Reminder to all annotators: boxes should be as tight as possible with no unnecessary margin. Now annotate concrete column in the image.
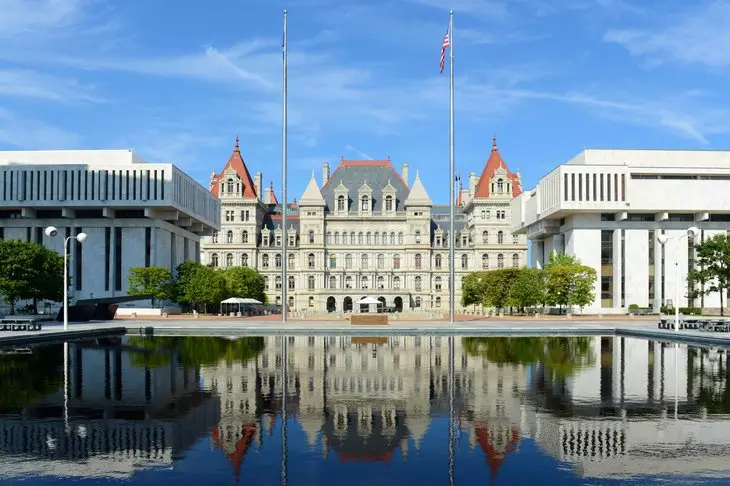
[653,231,663,312]
[613,229,623,309]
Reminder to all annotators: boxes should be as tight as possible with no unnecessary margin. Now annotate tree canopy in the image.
[687,234,730,316]
[128,266,174,306]
[0,239,64,313]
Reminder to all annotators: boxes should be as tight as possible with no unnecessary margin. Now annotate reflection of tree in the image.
[127,337,265,368]
[0,344,63,412]
[691,349,730,414]
[462,337,595,379]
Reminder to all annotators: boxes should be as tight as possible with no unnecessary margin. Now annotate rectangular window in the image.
[26,227,31,242]
[105,228,111,291]
[75,227,83,291]
[578,173,582,201]
[161,170,165,200]
[145,227,151,267]
[125,170,130,200]
[35,227,43,244]
[599,174,604,201]
[614,174,619,201]
[571,173,575,201]
[606,174,612,202]
[621,174,626,201]
[564,173,569,201]
[114,227,122,291]
[153,170,158,200]
[601,229,614,308]
[585,173,590,201]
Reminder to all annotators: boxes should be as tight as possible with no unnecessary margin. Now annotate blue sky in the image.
[2,0,730,203]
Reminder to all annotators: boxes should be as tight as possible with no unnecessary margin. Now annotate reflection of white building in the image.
[0,340,220,480]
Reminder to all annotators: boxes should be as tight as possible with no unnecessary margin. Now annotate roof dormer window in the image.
[361,195,369,211]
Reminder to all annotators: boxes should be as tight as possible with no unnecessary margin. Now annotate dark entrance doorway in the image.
[377,296,386,313]
[327,296,336,313]
[343,297,353,312]
[394,296,403,313]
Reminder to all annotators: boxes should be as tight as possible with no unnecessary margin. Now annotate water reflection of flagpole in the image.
[448,336,455,486]
[674,342,679,421]
[281,336,288,486]
[64,341,70,435]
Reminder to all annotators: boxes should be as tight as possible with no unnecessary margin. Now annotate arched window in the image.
[327,231,332,244]
[393,254,401,269]
[398,232,404,245]
[377,254,384,269]
[242,254,248,266]
[358,232,364,245]
[288,276,295,289]
[366,232,372,245]
[482,231,488,244]
[225,253,233,266]
[275,276,282,289]
[374,233,380,245]
[382,232,388,244]
[415,231,421,244]
[288,296,294,309]
[498,253,504,268]
[377,276,384,289]
[288,253,295,268]
[512,253,519,268]
[482,253,489,269]
[262,254,269,267]
[308,253,315,268]
[337,195,346,211]
[435,276,442,291]
[461,254,468,269]
[361,195,369,211]
[242,230,248,243]
[415,253,422,269]
[415,276,422,290]
[393,276,401,289]
[329,254,337,268]
[329,276,336,289]
[361,276,369,289]
[345,276,353,289]
[308,296,314,307]
[350,232,356,245]
[415,297,421,307]
[513,235,519,244]
[390,232,395,245]
[212,231,219,243]
[497,178,504,193]
[227,179,234,193]
[435,297,441,307]
[275,254,282,268]
[497,231,504,244]
[211,253,219,267]
[345,254,353,269]
[264,276,269,289]
[308,231,315,244]
[435,254,442,268]
[385,195,393,211]
[335,232,340,244]
[308,276,315,290]
[226,230,233,243]
[361,254,369,269]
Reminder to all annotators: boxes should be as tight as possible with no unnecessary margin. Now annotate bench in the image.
[350,314,388,326]
[0,317,44,332]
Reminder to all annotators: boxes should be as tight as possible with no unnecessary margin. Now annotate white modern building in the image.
[0,150,220,313]
[511,149,730,314]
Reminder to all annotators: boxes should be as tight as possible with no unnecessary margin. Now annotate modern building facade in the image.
[510,149,730,313]
[201,137,528,313]
[0,150,220,312]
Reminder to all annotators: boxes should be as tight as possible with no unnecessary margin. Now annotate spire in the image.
[235,135,240,151]
[404,170,432,207]
[492,134,497,151]
[299,170,326,207]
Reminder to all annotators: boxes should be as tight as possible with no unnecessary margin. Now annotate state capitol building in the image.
[200,137,527,314]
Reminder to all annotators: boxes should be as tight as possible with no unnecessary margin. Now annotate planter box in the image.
[350,314,389,325]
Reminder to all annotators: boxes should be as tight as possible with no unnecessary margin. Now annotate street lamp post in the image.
[45,227,88,330]
[657,226,699,333]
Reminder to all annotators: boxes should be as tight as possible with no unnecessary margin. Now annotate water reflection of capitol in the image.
[202,335,730,480]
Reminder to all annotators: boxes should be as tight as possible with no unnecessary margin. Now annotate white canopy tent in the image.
[220,297,263,315]
[357,296,384,313]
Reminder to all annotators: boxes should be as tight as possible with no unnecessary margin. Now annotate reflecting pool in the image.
[1,335,730,485]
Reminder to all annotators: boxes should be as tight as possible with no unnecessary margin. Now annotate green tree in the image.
[544,251,581,268]
[175,263,227,312]
[223,267,266,303]
[128,266,174,307]
[0,240,64,314]
[461,272,488,307]
[545,264,597,312]
[570,265,597,313]
[509,268,546,311]
[688,234,730,315]
[484,268,521,311]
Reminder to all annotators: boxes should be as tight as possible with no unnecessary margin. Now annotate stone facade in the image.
[201,137,527,313]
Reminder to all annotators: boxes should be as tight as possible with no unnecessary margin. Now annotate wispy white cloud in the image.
[344,145,373,160]
[0,107,83,148]
[0,0,84,36]
[604,2,730,68]
[0,69,104,103]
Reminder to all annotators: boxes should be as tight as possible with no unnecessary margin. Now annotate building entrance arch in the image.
[326,296,336,313]
[394,297,403,313]
[343,297,353,312]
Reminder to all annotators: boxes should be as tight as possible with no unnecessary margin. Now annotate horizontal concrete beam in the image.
[62,208,75,218]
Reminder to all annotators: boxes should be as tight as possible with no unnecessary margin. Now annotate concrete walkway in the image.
[2,318,730,348]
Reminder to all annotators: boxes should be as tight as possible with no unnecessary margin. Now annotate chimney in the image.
[469,171,477,193]
[402,163,409,188]
[254,172,262,201]
[264,185,272,204]
[322,162,330,186]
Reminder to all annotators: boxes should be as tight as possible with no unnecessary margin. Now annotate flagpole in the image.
[448,10,455,324]
[282,9,288,324]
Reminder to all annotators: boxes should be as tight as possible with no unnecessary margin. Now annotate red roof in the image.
[473,137,522,199]
[475,425,520,481]
[210,136,258,199]
[211,422,258,482]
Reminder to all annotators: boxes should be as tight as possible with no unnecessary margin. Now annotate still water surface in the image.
[0,335,729,485]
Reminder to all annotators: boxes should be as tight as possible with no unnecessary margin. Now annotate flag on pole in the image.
[440,25,451,73]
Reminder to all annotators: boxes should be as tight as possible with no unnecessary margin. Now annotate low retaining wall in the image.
[350,314,388,325]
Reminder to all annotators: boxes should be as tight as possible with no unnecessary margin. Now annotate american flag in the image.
[440,26,450,73]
